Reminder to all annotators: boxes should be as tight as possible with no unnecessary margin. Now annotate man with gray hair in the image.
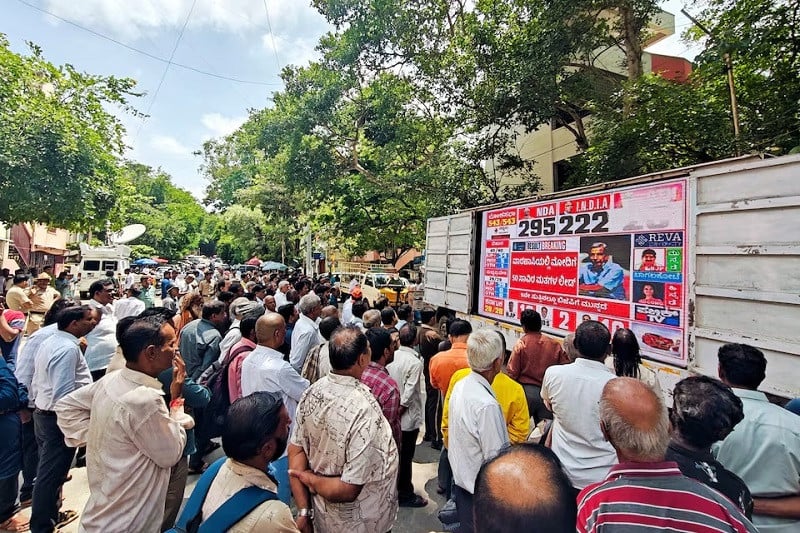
[447,328,510,532]
[576,377,756,533]
[274,280,290,308]
[289,293,322,373]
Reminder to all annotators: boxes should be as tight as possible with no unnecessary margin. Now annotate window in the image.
[83,260,101,271]
[102,261,118,272]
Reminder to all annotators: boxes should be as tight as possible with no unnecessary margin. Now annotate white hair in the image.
[599,381,669,461]
[278,280,290,289]
[298,293,321,314]
[467,328,503,372]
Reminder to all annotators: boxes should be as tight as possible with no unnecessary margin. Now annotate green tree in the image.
[0,35,140,229]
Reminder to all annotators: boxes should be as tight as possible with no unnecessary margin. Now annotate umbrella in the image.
[246,256,262,266]
[261,260,288,271]
[133,258,159,266]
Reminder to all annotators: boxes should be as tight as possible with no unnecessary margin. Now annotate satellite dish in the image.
[109,224,146,245]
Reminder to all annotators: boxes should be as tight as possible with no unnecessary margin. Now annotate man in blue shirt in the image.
[578,242,626,300]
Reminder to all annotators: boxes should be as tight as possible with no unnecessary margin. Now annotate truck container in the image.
[424,154,800,399]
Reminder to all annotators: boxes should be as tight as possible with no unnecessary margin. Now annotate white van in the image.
[75,243,131,299]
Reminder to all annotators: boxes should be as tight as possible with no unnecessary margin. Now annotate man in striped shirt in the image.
[577,377,757,533]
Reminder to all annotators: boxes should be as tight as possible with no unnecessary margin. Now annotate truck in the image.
[334,261,409,307]
[424,154,800,400]
[74,242,131,299]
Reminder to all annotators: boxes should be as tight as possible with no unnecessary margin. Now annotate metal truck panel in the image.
[424,212,475,313]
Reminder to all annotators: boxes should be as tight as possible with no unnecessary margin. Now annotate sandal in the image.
[0,515,30,532]
[54,510,78,529]
[399,494,428,508]
[187,463,209,476]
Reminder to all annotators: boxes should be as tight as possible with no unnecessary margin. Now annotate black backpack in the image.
[199,343,252,439]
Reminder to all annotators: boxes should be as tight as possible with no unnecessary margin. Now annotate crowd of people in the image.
[0,264,798,532]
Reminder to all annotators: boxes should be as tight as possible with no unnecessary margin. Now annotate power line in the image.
[15,0,282,86]
[263,0,282,69]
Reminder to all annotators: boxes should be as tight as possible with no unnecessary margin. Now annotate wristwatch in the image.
[298,508,314,520]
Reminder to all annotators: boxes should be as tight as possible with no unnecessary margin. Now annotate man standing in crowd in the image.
[289,294,323,373]
[113,285,145,320]
[5,274,35,314]
[417,309,443,445]
[473,444,577,533]
[241,313,309,504]
[26,274,60,334]
[198,271,215,302]
[162,284,180,313]
[429,319,472,449]
[386,324,426,508]
[577,377,756,532]
[448,328,510,532]
[541,320,616,491]
[713,343,800,532]
[274,280,290,309]
[288,326,398,533]
[506,309,570,424]
[83,280,118,381]
[123,268,135,291]
[30,305,97,533]
[667,376,753,518]
[300,316,340,384]
[362,328,402,448]
[226,316,260,404]
[193,393,299,532]
[395,304,412,332]
[55,313,190,532]
[138,276,156,309]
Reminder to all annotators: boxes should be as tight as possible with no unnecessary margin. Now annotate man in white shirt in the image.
[448,328,510,532]
[83,280,118,381]
[386,324,426,507]
[30,305,97,533]
[113,285,146,320]
[241,313,309,505]
[289,294,322,373]
[274,280,290,309]
[341,286,362,325]
[55,311,190,533]
[123,268,135,291]
[541,320,617,491]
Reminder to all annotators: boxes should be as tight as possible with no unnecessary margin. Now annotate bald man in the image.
[240,313,309,504]
[473,444,576,532]
[577,378,757,533]
[320,304,339,320]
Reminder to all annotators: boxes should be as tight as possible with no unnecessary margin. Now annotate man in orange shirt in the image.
[507,309,570,424]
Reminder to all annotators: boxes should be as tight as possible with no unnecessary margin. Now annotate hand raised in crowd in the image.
[170,352,186,400]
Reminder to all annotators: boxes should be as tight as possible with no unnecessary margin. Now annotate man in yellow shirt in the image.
[439,330,530,500]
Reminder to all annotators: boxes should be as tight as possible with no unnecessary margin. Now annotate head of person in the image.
[167,284,180,299]
[277,303,297,326]
[466,328,504,381]
[57,304,98,337]
[540,306,549,319]
[33,273,51,290]
[362,309,382,328]
[670,376,744,451]
[43,297,80,327]
[351,300,369,320]
[255,312,287,349]
[319,316,341,341]
[561,333,580,362]
[229,296,252,320]
[588,242,609,269]
[264,294,277,312]
[474,444,577,533]
[140,276,152,288]
[350,286,363,301]
[448,319,473,343]
[399,324,417,348]
[278,280,290,294]
[365,327,395,366]
[57,271,67,280]
[717,343,766,390]
[240,315,259,342]
[223,392,291,470]
[328,325,371,377]
[320,305,339,320]
[373,296,389,311]
[600,377,669,462]
[380,307,398,327]
[298,293,322,320]
[611,328,641,378]
[124,268,130,274]
[201,300,228,326]
[119,312,178,377]
[126,285,141,300]
[574,320,611,361]
[519,309,542,334]
[421,308,436,326]
[396,304,412,322]
[89,280,115,305]
[642,283,655,298]
[641,249,657,267]
[204,271,213,281]
[13,274,28,287]
[180,293,204,318]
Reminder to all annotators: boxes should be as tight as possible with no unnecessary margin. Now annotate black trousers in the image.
[454,484,475,533]
[424,383,442,441]
[0,474,17,523]
[31,411,75,533]
[521,383,553,424]
[20,417,38,501]
[398,429,419,499]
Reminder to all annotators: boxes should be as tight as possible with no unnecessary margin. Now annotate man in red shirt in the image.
[506,309,570,424]
[577,377,757,533]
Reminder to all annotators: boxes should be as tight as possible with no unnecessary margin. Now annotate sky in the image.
[2,0,702,202]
